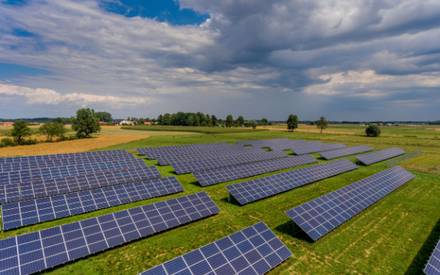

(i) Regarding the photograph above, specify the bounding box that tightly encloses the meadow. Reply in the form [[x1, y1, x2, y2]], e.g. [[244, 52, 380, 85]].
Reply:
[[0, 124, 439, 274]]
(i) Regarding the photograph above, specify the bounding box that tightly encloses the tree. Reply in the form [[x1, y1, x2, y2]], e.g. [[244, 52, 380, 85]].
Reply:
[[39, 122, 66, 141], [72, 108, 101, 138], [11, 120, 32, 144], [249, 120, 257, 129], [95, 112, 113, 123], [316, 116, 328, 134], [287, 114, 298, 132], [365, 124, 381, 137], [211, 115, 218, 126], [225, 114, 234, 128], [236, 116, 245, 127], [260, 118, 269, 125]]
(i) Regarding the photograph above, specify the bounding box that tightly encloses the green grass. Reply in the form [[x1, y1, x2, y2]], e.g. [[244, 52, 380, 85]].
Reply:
[[2, 128, 439, 274], [122, 125, 267, 134]]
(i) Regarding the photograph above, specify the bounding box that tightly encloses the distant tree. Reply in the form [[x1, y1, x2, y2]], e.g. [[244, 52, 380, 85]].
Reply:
[[95, 112, 113, 123], [260, 118, 269, 125], [249, 120, 257, 129], [72, 108, 101, 138], [236, 116, 245, 127], [11, 120, 32, 144], [365, 125, 381, 137], [287, 114, 298, 132], [225, 115, 234, 128], [211, 115, 218, 126], [39, 122, 66, 141], [316, 116, 328, 134]]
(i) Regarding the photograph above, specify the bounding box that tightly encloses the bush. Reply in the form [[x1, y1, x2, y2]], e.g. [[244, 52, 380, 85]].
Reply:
[[39, 122, 66, 141], [366, 125, 381, 137], [0, 138, 16, 147], [11, 120, 32, 144]]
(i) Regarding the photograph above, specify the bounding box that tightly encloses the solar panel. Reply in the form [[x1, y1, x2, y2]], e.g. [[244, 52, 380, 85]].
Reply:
[[0, 192, 219, 275], [286, 166, 414, 241], [356, 148, 405, 165], [2, 177, 183, 230], [171, 151, 287, 174], [227, 160, 357, 205], [0, 152, 136, 172], [140, 222, 292, 275], [0, 150, 130, 164], [195, 155, 317, 187], [320, 145, 373, 160], [292, 142, 346, 155], [0, 158, 148, 184], [0, 165, 161, 203], [425, 240, 440, 275]]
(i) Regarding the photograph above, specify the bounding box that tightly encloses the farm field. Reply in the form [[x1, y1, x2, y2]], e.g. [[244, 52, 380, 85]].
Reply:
[[0, 125, 439, 274], [0, 125, 195, 157]]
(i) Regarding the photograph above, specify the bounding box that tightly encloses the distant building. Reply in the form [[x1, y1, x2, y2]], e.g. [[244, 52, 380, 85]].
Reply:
[[119, 120, 135, 126], [0, 121, 14, 127], [143, 121, 152, 126]]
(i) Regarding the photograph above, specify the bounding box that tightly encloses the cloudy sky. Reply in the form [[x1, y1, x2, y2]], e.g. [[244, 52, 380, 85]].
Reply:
[[1, 0, 440, 120]]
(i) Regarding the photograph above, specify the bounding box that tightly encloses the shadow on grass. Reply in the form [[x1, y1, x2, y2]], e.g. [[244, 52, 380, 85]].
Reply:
[[405, 218, 440, 275], [275, 220, 314, 243]]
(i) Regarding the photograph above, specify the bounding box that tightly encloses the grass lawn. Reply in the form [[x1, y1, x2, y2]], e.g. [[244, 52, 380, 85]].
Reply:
[[1, 126, 439, 274]]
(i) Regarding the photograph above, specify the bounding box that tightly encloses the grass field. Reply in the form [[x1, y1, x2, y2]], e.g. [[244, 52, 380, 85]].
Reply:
[[0, 125, 439, 274]]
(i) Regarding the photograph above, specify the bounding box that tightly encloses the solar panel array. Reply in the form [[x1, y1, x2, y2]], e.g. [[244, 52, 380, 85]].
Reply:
[[286, 166, 414, 241], [141, 222, 291, 275], [2, 177, 183, 230], [425, 240, 440, 275], [291, 142, 346, 155], [0, 158, 148, 184], [195, 155, 317, 186], [0, 165, 160, 203], [228, 160, 357, 205], [0, 192, 219, 275], [356, 147, 405, 165], [0, 150, 134, 172], [320, 145, 373, 160], [238, 138, 306, 151], [171, 150, 287, 174]]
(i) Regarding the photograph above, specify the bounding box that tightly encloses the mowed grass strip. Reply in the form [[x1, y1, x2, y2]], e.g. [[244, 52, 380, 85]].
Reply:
[[0, 128, 438, 274]]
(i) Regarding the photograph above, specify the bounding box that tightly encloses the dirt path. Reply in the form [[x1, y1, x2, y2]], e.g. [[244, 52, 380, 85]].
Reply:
[[0, 126, 194, 157]]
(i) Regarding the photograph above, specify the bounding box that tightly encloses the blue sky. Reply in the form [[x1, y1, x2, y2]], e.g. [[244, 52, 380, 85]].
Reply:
[[0, 0, 440, 120]]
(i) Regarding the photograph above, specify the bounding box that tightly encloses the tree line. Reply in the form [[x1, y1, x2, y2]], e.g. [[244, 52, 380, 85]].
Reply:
[[155, 112, 270, 128]]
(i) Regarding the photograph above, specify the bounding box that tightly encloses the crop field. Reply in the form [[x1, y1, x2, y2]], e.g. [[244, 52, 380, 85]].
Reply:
[[0, 126, 195, 157], [0, 125, 439, 274]]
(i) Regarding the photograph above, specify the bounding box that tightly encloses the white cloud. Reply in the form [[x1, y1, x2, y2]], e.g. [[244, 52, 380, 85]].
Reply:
[[0, 83, 151, 107]]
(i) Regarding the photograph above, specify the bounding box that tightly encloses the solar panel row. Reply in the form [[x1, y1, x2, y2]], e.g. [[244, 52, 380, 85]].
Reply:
[[141, 222, 291, 275], [424, 239, 440, 275], [0, 153, 137, 172], [292, 142, 346, 155], [228, 160, 358, 205], [0, 192, 219, 275], [154, 147, 263, 166], [0, 165, 160, 203], [138, 143, 249, 159], [0, 150, 130, 164], [171, 150, 287, 174], [286, 166, 414, 241], [320, 145, 373, 160], [195, 155, 317, 187], [2, 177, 183, 230], [356, 147, 405, 165], [0, 159, 148, 184]]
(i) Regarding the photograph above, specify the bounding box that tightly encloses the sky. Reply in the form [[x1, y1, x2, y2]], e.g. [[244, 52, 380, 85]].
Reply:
[[0, 0, 440, 121]]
